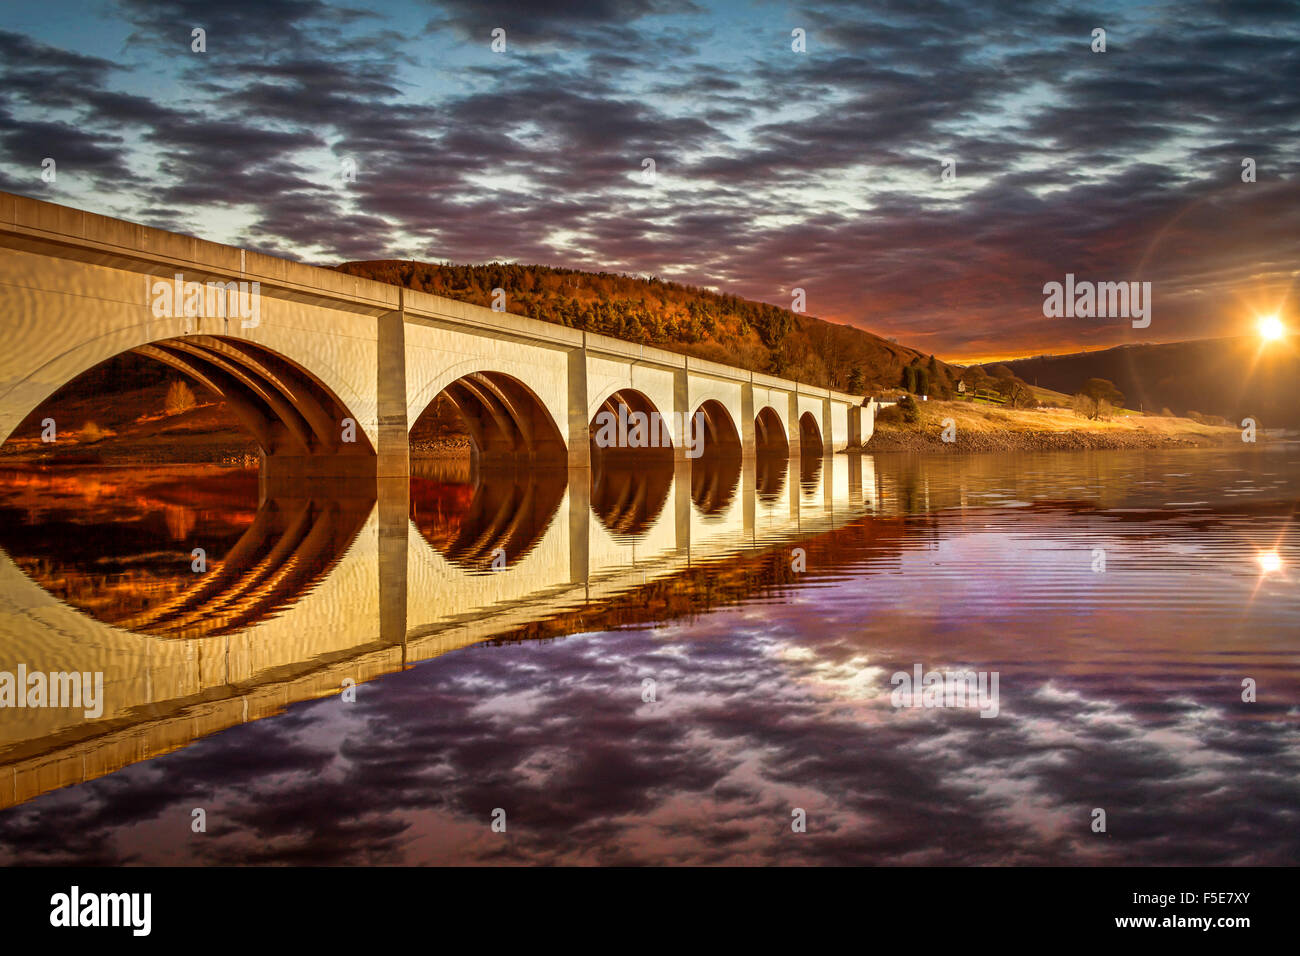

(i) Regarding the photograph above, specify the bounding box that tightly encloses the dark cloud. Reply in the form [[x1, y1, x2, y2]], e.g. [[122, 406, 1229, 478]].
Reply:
[[428, 0, 704, 44], [0, 1, 1296, 357]]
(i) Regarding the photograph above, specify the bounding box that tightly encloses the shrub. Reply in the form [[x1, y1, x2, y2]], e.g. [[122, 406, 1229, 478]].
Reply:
[[1186, 410, 1232, 427], [897, 393, 920, 424], [165, 379, 197, 416], [874, 404, 902, 425]]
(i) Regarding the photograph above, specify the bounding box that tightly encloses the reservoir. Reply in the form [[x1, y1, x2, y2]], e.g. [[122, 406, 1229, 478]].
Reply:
[[0, 446, 1296, 865]]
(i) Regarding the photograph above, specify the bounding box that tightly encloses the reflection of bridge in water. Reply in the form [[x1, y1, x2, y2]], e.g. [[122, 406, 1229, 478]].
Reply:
[[0, 452, 883, 809]]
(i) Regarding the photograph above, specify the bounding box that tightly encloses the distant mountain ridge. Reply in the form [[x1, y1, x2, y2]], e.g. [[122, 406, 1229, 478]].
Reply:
[[334, 260, 962, 395], [995, 337, 1300, 427]]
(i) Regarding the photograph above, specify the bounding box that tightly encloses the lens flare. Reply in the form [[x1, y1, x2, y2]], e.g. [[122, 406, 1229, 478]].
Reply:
[[1258, 550, 1283, 574], [1258, 315, 1285, 341]]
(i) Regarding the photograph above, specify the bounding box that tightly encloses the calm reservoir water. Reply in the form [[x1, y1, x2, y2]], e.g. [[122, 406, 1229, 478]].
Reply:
[[0, 446, 1296, 865]]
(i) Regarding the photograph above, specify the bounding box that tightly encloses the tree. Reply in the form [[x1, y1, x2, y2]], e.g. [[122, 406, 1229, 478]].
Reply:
[[1005, 381, 1037, 409], [1081, 377, 1124, 408], [962, 366, 991, 394], [165, 379, 197, 415], [847, 367, 866, 393], [925, 355, 950, 398], [1073, 393, 1104, 420], [897, 393, 920, 423], [902, 361, 929, 395]]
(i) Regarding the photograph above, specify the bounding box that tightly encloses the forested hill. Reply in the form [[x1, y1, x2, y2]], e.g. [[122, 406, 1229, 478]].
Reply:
[[334, 260, 961, 396]]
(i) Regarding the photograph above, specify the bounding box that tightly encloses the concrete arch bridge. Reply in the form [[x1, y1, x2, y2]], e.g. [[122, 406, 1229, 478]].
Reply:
[[0, 193, 893, 477]]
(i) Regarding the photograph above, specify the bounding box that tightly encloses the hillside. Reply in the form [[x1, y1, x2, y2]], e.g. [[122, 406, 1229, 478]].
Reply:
[[995, 337, 1300, 427], [334, 260, 961, 396], [870, 399, 1242, 452]]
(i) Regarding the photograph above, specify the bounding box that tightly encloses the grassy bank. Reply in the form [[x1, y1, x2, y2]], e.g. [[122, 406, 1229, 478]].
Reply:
[[868, 399, 1245, 452]]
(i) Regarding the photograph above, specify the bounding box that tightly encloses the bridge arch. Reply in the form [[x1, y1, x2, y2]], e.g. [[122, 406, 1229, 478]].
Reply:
[[589, 388, 674, 461], [136, 336, 374, 459], [1, 334, 376, 474], [798, 411, 823, 452], [694, 399, 742, 457], [0, 283, 382, 457], [754, 405, 788, 455], [411, 370, 567, 466]]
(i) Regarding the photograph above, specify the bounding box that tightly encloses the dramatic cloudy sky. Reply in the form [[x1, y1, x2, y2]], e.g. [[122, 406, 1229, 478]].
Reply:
[[0, 0, 1296, 361]]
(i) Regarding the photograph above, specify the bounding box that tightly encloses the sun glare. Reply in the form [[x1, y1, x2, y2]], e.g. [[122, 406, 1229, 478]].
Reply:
[[1258, 551, 1283, 574], [1258, 315, 1285, 341]]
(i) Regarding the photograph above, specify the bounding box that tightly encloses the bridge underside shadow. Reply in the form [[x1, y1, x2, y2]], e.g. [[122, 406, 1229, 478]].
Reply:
[[132, 336, 377, 479], [419, 371, 569, 469]]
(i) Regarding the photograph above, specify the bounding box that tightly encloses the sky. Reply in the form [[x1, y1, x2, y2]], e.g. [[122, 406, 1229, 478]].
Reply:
[[0, 0, 1296, 363]]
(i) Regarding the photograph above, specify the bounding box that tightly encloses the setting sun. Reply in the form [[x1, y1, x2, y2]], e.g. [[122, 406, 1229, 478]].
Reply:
[[1259, 315, 1286, 341]]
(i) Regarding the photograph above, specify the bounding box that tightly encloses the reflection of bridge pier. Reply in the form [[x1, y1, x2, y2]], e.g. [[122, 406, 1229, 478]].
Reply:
[[378, 476, 408, 649], [675, 456, 692, 564]]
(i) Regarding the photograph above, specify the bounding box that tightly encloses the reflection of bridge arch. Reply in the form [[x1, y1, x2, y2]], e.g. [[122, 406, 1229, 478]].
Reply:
[[692, 454, 741, 516], [0, 490, 372, 639], [755, 406, 788, 455], [120, 498, 370, 637], [413, 371, 567, 466], [409, 466, 566, 571], [756, 454, 788, 503], [591, 456, 673, 538], [800, 446, 823, 492]]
